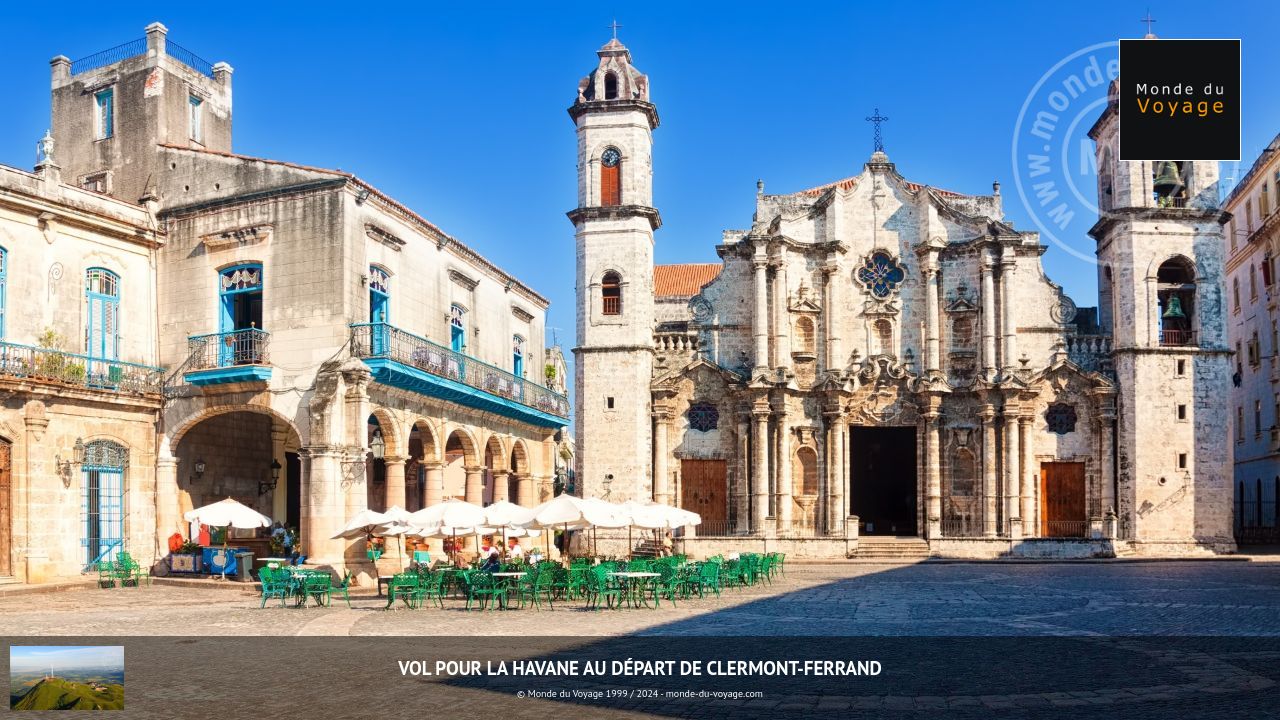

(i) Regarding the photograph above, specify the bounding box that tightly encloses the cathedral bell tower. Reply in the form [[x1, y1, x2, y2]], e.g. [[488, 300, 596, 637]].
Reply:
[[1088, 80, 1235, 550], [568, 37, 660, 502]]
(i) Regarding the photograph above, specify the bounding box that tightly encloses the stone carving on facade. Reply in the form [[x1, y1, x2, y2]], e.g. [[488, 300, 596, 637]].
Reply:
[[688, 294, 713, 322], [1049, 292, 1078, 325]]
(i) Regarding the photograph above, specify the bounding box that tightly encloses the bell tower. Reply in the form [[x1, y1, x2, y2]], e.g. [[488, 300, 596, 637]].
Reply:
[[568, 37, 660, 502], [1088, 80, 1235, 551]]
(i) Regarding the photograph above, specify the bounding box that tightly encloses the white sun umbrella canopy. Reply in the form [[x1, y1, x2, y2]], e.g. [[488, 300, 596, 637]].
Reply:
[[522, 494, 629, 529], [407, 498, 486, 530], [184, 498, 272, 530], [620, 500, 677, 530], [330, 507, 391, 540], [381, 505, 414, 524], [482, 500, 537, 527]]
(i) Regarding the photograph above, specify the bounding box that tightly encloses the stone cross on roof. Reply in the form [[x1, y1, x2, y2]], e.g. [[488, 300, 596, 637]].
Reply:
[[608, 19, 622, 40]]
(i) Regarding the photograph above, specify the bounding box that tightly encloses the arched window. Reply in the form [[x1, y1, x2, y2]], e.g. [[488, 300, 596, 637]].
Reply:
[[81, 440, 128, 567], [873, 319, 893, 356], [369, 265, 391, 355], [794, 447, 818, 496], [1157, 257, 1195, 346], [512, 334, 525, 377], [85, 268, 120, 361], [450, 304, 467, 353], [601, 271, 622, 315], [600, 147, 622, 206], [604, 72, 618, 100], [794, 316, 816, 356]]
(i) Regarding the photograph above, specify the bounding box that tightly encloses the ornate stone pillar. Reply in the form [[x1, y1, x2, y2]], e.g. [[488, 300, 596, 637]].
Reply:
[[925, 263, 941, 374], [925, 405, 942, 538], [271, 425, 288, 521], [751, 409, 769, 533], [516, 475, 534, 507], [21, 403, 49, 583], [383, 455, 407, 510], [464, 466, 484, 506], [773, 258, 791, 369], [1097, 407, 1116, 518], [829, 415, 847, 534], [424, 463, 444, 507], [980, 404, 998, 537], [653, 407, 671, 506], [981, 255, 997, 378], [823, 259, 843, 374], [1019, 414, 1035, 536], [1000, 247, 1018, 373], [491, 469, 510, 504], [753, 250, 770, 371], [155, 451, 179, 538], [775, 411, 792, 532], [735, 415, 750, 532], [1003, 405, 1021, 538]]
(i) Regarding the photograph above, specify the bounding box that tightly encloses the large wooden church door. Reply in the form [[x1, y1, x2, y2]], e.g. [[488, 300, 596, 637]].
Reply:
[[1040, 462, 1086, 538], [680, 460, 727, 533], [0, 441, 11, 576]]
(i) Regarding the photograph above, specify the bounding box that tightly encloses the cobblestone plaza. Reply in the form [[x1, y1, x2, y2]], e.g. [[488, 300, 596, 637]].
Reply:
[[4, 561, 1278, 637]]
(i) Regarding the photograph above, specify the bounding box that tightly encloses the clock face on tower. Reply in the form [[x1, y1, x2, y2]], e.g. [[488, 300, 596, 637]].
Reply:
[[601, 148, 621, 168]]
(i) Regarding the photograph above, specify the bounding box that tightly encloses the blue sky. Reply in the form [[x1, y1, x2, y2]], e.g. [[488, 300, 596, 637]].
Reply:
[[0, 1, 1274, 361], [9, 646, 123, 672]]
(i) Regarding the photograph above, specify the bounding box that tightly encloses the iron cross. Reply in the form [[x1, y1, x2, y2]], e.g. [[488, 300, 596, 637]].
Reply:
[[608, 20, 622, 40], [865, 108, 889, 153]]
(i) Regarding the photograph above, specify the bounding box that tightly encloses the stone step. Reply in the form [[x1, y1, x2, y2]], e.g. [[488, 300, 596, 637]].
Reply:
[[0, 576, 20, 586], [855, 537, 931, 559]]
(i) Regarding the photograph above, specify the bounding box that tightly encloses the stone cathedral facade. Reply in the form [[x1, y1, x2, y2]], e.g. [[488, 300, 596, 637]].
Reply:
[[571, 40, 1235, 557]]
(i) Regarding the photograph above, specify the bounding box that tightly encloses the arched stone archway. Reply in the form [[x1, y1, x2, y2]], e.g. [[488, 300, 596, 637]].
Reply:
[[406, 419, 442, 511], [483, 435, 509, 504], [510, 439, 533, 506], [444, 427, 482, 504]]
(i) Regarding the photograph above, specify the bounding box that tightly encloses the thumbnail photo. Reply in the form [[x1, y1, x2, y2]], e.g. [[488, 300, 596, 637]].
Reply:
[[9, 646, 124, 711]]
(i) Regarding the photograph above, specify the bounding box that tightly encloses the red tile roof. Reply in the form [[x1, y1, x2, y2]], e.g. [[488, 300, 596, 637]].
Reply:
[[794, 175, 964, 198], [654, 263, 721, 297]]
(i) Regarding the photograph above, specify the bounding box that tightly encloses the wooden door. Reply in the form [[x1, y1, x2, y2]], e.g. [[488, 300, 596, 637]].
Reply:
[[1040, 462, 1086, 537], [680, 460, 727, 533], [0, 441, 9, 576]]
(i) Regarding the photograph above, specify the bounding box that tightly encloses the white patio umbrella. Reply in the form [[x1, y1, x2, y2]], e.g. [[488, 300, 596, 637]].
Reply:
[[408, 498, 486, 529], [330, 508, 391, 540], [521, 495, 628, 558], [183, 498, 271, 579], [483, 501, 537, 555], [372, 520, 418, 571]]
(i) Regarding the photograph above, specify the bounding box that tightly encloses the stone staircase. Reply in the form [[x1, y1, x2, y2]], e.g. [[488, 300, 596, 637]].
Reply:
[[0, 576, 20, 587], [853, 536, 932, 561]]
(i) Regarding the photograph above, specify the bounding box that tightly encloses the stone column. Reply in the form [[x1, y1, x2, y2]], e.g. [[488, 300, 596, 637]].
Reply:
[[424, 463, 444, 507], [1003, 406, 1021, 538], [773, 259, 791, 369], [1019, 415, 1035, 536], [829, 416, 847, 534], [384, 455, 407, 510], [823, 260, 843, 374], [517, 475, 534, 506], [270, 425, 288, 522], [492, 470, 510, 504], [1000, 248, 1018, 373], [21, 405, 49, 583], [776, 414, 793, 532], [464, 466, 484, 506], [155, 450, 179, 539], [925, 264, 941, 374], [653, 408, 671, 506], [925, 407, 942, 538], [981, 256, 997, 378], [753, 252, 770, 371], [735, 415, 750, 532], [751, 410, 769, 533], [980, 405, 998, 537], [1097, 408, 1116, 518], [302, 448, 346, 568]]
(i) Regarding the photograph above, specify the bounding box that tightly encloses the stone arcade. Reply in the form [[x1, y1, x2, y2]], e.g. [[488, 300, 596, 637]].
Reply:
[[570, 39, 1235, 558]]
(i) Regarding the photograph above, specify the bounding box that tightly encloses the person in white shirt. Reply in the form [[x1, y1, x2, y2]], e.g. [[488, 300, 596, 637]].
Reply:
[[507, 538, 525, 561]]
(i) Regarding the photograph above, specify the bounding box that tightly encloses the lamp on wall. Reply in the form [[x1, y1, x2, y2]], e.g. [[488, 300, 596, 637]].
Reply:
[[193, 459, 206, 480], [370, 429, 386, 460], [54, 437, 85, 489], [258, 458, 282, 496]]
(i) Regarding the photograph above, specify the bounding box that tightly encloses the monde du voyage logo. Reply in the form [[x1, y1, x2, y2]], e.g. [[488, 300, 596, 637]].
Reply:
[[1119, 39, 1240, 161]]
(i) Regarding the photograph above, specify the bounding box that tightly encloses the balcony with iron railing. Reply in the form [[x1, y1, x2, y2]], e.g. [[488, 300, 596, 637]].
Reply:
[[0, 341, 162, 396], [350, 322, 569, 428], [70, 35, 215, 77], [184, 328, 272, 385], [1159, 329, 1196, 347]]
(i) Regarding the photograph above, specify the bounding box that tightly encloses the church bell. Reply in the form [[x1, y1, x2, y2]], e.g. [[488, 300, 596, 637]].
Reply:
[[1153, 161, 1184, 196], [1162, 295, 1186, 319]]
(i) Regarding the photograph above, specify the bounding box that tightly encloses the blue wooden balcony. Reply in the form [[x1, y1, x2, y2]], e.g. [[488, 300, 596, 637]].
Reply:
[[350, 322, 569, 428], [0, 341, 162, 395], [184, 328, 272, 385]]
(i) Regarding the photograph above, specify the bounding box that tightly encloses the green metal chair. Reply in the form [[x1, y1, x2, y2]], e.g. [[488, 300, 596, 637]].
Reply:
[[464, 571, 508, 611], [258, 567, 291, 608], [96, 561, 117, 589], [584, 566, 623, 610], [300, 573, 333, 607], [649, 564, 681, 608], [385, 572, 421, 609]]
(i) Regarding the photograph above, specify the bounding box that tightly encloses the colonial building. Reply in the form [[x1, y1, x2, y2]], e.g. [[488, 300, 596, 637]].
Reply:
[[1224, 133, 1280, 544], [0, 144, 164, 584], [571, 39, 1235, 558], [2, 23, 569, 583]]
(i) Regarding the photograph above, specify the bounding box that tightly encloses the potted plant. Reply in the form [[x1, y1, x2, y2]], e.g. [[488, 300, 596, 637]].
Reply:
[[170, 540, 203, 573]]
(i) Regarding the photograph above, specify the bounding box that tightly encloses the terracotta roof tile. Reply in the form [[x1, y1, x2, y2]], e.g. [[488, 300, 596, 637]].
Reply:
[[654, 263, 721, 297]]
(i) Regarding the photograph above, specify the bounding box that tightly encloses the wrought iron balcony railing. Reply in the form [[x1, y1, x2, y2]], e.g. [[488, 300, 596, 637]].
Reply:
[[70, 36, 215, 77], [1159, 329, 1196, 347], [0, 341, 162, 395], [350, 322, 569, 420], [187, 328, 270, 370]]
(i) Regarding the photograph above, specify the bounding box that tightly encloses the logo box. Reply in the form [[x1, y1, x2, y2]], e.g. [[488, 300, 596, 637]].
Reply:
[[1118, 39, 1240, 161]]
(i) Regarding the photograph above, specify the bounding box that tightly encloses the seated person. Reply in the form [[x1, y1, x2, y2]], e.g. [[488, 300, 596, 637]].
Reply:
[[479, 551, 501, 572], [507, 538, 525, 562]]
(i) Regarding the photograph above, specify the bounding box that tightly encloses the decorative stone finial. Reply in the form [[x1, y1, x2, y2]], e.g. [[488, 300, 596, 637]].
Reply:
[[36, 129, 55, 168]]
